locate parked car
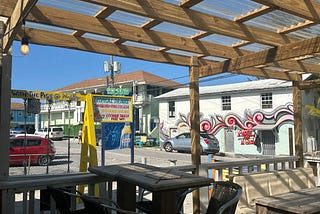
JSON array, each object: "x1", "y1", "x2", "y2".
[
  {"x1": 34, "y1": 127, "x2": 64, "y2": 140},
  {"x1": 10, "y1": 128, "x2": 25, "y2": 137},
  {"x1": 161, "y1": 132, "x2": 220, "y2": 154},
  {"x1": 9, "y1": 135, "x2": 56, "y2": 166}
]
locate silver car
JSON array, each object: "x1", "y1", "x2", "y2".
[{"x1": 161, "y1": 132, "x2": 220, "y2": 154}]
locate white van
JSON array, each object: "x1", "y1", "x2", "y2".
[{"x1": 35, "y1": 127, "x2": 64, "y2": 140}]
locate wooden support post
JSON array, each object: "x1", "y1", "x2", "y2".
[
  {"x1": 189, "y1": 56, "x2": 201, "y2": 214},
  {"x1": 293, "y1": 81, "x2": 303, "y2": 167},
  {"x1": 0, "y1": 21, "x2": 12, "y2": 214},
  {"x1": 0, "y1": 21, "x2": 11, "y2": 180}
]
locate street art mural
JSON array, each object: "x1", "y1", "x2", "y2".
[{"x1": 160, "y1": 103, "x2": 294, "y2": 145}]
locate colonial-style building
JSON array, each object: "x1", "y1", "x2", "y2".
[
  {"x1": 156, "y1": 79, "x2": 319, "y2": 155},
  {"x1": 10, "y1": 102, "x2": 36, "y2": 133},
  {"x1": 37, "y1": 70, "x2": 182, "y2": 140}
]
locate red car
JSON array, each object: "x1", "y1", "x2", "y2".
[{"x1": 9, "y1": 135, "x2": 56, "y2": 166}]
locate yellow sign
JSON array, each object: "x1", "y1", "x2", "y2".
[{"x1": 11, "y1": 89, "x2": 85, "y2": 101}]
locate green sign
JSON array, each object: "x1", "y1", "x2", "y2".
[{"x1": 105, "y1": 88, "x2": 131, "y2": 96}]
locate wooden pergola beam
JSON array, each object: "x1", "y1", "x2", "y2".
[
  {"x1": 2, "y1": 0, "x2": 37, "y2": 53},
  {"x1": 20, "y1": 28, "x2": 195, "y2": 66},
  {"x1": 200, "y1": 36, "x2": 320, "y2": 77},
  {"x1": 298, "y1": 79, "x2": 320, "y2": 89},
  {"x1": 6, "y1": 4, "x2": 315, "y2": 75},
  {"x1": 25, "y1": 5, "x2": 250, "y2": 59},
  {"x1": 82, "y1": 0, "x2": 299, "y2": 46},
  {"x1": 19, "y1": 27, "x2": 300, "y2": 82},
  {"x1": 252, "y1": 0, "x2": 320, "y2": 22}
]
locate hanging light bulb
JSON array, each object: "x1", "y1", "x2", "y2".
[
  {"x1": 20, "y1": 36, "x2": 29, "y2": 55},
  {"x1": 20, "y1": 19, "x2": 29, "y2": 55}
]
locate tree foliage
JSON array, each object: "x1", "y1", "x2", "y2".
[{"x1": 305, "y1": 98, "x2": 320, "y2": 118}]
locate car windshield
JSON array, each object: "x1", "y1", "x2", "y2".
[{"x1": 200, "y1": 133, "x2": 216, "y2": 139}]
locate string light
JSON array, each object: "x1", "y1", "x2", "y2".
[{"x1": 20, "y1": 19, "x2": 29, "y2": 55}]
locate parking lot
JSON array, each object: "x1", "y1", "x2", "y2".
[{"x1": 9, "y1": 138, "x2": 239, "y2": 176}]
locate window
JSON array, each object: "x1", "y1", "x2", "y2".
[
  {"x1": 261, "y1": 93, "x2": 273, "y2": 109},
  {"x1": 168, "y1": 101, "x2": 175, "y2": 118},
  {"x1": 27, "y1": 139, "x2": 41, "y2": 146},
  {"x1": 222, "y1": 96, "x2": 231, "y2": 110}
]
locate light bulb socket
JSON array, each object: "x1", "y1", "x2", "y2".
[{"x1": 21, "y1": 36, "x2": 29, "y2": 45}]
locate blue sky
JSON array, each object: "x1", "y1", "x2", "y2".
[{"x1": 11, "y1": 42, "x2": 252, "y2": 92}]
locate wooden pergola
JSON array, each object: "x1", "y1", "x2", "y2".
[{"x1": 1, "y1": 0, "x2": 320, "y2": 212}]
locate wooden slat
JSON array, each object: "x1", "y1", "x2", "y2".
[
  {"x1": 234, "y1": 67, "x2": 301, "y2": 81},
  {"x1": 231, "y1": 40, "x2": 252, "y2": 48},
  {"x1": 252, "y1": 0, "x2": 320, "y2": 22},
  {"x1": 200, "y1": 36, "x2": 320, "y2": 77},
  {"x1": 73, "y1": 6, "x2": 115, "y2": 37},
  {"x1": 180, "y1": 0, "x2": 203, "y2": 8},
  {"x1": 141, "y1": 19, "x2": 161, "y2": 29},
  {"x1": 234, "y1": 5, "x2": 274, "y2": 22},
  {"x1": 2, "y1": 0, "x2": 37, "y2": 53},
  {"x1": 277, "y1": 20, "x2": 314, "y2": 34},
  {"x1": 82, "y1": 0, "x2": 299, "y2": 46}
]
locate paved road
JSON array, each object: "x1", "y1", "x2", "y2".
[{"x1": 9, "y1": 139, "x2": 241, "y2": 176}]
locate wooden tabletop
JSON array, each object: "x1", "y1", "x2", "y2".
[
  {"x1": 255, "y1": 188, "x2": 320, "y2": 214},
  {"x1": 88, "y1": 163, "x2": 213, "y2": 192}
]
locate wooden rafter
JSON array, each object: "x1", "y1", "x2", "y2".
[
  {"x1": 180, "y1": 0, "x2": 203, "y2": 8},
  {"x1": 232, "y1": 40, "x2": 252, "y2": 48},
  {"x1": 82, "y1": 0, "x2": 299, "y2": 46},
  {"x1": 252, "y1": 0, "x2": 320, "y2": 22},
  {"x1": 2, "y1": 0, "x2": 37, "y2": 53},
  {"x1": 234, "y1": 5, "x2": 274, "y2": 22},
  {"x1": 19, "y1": 27, "x2": 299, "y2": 81},
  {"x1": 200, "y1": 36, "x2": 320, "y2": 77},
  {"x1": 23, "y1": 5, "x2": 251, "y2": 58},
  {"x1": 277, "y1": 20, "x2": 314, "y2": 34},
  {"x1": 298, "y1": 79, "x2": 320, "y2": 89},
  {"x1": 73, "y1": 6, "x2": 115, "y2": 37},
  {"x1": 1, "y1": 3, "x2": 319, "y2": 75}
]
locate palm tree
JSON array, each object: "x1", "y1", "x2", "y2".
[{"x1": 305, "y1": 98, "x2": 320, "y2": 118}]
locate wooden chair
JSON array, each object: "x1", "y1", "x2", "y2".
[
  {"x1": 136, "y1": 188, "x2": 197, "y2": 214},
  {"x1": 46, "y1": 186, "x2": 86, "y2": 214},
  {"x1": 47, "y1": 186, "x2": 138, "y2": 214},
  {"x1": 206, "y1": 181, "x2": 242, "y2": 214}
]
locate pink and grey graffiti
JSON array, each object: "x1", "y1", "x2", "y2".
[{"x1": 160, "y1": 103, "x2": 294, "y2": 141}]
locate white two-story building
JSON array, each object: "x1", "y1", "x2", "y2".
[{"x1": 156, "y1": 79, "x2": 319, "y2": 156}]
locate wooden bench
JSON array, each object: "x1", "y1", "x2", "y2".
[{"x1": 231, "y1": 167, "x2": 316, "y2": 214}]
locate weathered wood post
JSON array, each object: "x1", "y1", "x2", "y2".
[
  {"x1": 293, "y1": 80, "x2": 303, "y2": 167},
  {"x1": 189, "y1": 56, "x2": 201, "y2": 213}
]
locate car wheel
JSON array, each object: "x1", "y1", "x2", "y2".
[
  {"x1": 38, "y1": 155, "x2": 51, "y2": 166},
  {"x1": 164, "y1": 142, "x2": 173, "y2": 152}
]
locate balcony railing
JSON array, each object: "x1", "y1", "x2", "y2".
[{"x1": 1, "y1": 156, "x2": 299, "y2": 214}]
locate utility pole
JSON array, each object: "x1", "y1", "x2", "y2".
[{"x1": 104, "y1": 56, "x2": 121, "y2": 87}]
